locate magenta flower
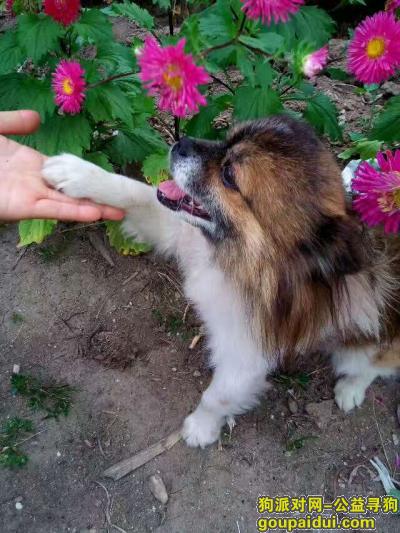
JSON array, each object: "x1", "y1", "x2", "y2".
[
  {"x1": 241, "y1": 0, "x2": 304, "y2": 25},
  {"x1": 44, "y1": 0, "x2": 81, "y2": 27},
  {"x1": 347, "y1": 11, "x2": 400, "y2": 84},
  {"x1": 5, "y1": 0, "x2": 14, "y2": 14},
  {"x1": 138, "y1": 37, "x2": 211, "y2": 118},
  {"x1": 302, "y1": 46, "x2": 329, "y2": 78},
  {"x1": 386, "y1": 0, "x2": 400, "y2": 13},
  {"x1": 352, "y1": 150, "x2": 400, "y2": 234},
  {"x1": 52, "y1": 60, "x2": 86, "y2": 115}
]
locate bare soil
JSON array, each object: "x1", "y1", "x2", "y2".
[{"x1": 0, "y1": 220, "x2": 399, "y2": 533}]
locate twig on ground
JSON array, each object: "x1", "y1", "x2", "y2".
[
  {"x1": 95, "y1": 481, "x2": 127, "y2": 533},
  {"x1": 12, "y1": 248, "x2": 27, "y2": 270},
  {"x1": 103, "y1": 429, "x2": 182, "y2": 480},
  {"x1": 88, "y1": 233, "x2": 115, "y2": 267}
]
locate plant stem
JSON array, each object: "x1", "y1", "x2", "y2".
[
  {"x1": 174, "y1": 117, "x2": 180, "y2": 141},
  {"x1": 168, "y1": 1, "x2": 174, "y2": 36},
  {"x1": 210, "y1": 74, "x2": 235, "y2": 95},
  {"x1": 201, "y1": 13, "x2": 247, "y2": 59},
  {"x1": 88, "y1": 70, "x2": 136, "y2": 89}
]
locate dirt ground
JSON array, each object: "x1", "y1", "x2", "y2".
[{"x1": 0, "y1": 221, "x2": 399, "y2": 533}]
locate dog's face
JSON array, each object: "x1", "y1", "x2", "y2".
[{"x1": 158, "y1": 116, "x2": 347, "y2": 257}]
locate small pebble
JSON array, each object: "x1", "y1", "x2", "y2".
[
  {"x1": 193, "y1": 370, "x2": 201, "y2": 377},
  {"x1": 288, "y1": 399, "x2": 298, "y2": 414},
  {"x1": 392, "y1": 433, "x2": 399, "y2": 446},
  {"x1": 149, "y1": 474, "x2": 168, "y2": 505},
  {"x1": 15, "y1": 502, "x2": 23, "y2": 511},
  {"x1": 171, "y1": 367, "x2": 177, "y2": 372}
]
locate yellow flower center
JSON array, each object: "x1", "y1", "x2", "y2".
[
  {"x1": 163, "y1": 65, "x2": 183, "y2": 91},
  {"x1": 62, "y1": 77, "x2": 74, "y2": 95},
  {"x1": 366, "y1": 37, "x2": 386, "y2": 59},
  {"x1": 393, "y1": 187, "x2": 400, "y2": 209}
]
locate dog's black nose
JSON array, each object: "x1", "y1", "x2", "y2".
[{"x1": 173, "y1": 136, "x2": 194, "y2": 158}]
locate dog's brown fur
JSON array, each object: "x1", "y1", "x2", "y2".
[{"x1": 201, "y1": 117, "x2": 400, "y2": 369}]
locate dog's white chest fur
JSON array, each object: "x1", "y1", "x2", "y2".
[{"x1": 176, "y1": 227, "x2": 261, "y2": 367}]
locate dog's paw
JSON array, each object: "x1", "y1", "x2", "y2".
[
  {"x1": 182, "y1": 408, "x2": 223, "y2": 448},
  {"x1": 334, "y1": 376, "x2": 367, "y2": 412},
  {"x1": 42, "y1": 154, "x2": 104, "y2": 199}
]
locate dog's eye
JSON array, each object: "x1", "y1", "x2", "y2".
[{"x1": 221, "y1": 164, "x2": 238, "y2": 190}]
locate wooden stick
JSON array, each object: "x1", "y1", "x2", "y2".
[{"x1": 103, "y1": 430, "x2": 182, "y2": 481}]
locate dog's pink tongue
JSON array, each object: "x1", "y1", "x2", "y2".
[{"x1": 158, "y1": 180, "x2": 186, "y2": 201}]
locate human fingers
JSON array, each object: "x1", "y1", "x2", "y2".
[
  {"x1": 32, "y1": 199, "x2": 125, "y2": 222},
  {"x1": 0, "y1": 110, "x2": 41, "y2": 135},
  {"x1": 44, "y1": 187, "x2": 125, "y2": 219}
]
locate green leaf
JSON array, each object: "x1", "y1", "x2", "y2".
[
  {"x1": 267, "y1": 6, "x2": 335, "y2": 49},
  {"x1": 370, "y1": 96, "x2": 400, "y2": 142},
  {"x1": 199, "y1": 0, "x2": 236, "y2": 45},
  {"x1": 239, "y1": 33, "x2": 284, "y2": 55},
  {"x1": 18, "y1": 220, "x2": 57, "y2": 247},
  {"x1": 96, "y1": 42, "x2": 137, "y2": 76},
  {"x1": 0, "y1": 31, "x2": 25, "y2": 75},
  {"x1": 233, "y1": 86, "x2": 283, "y2": 120},
  {"x1": 71, "y1": 9, "x2": 113, "y2": 43},
  {"x1": 254, "y1": 60, "x2": 275, "y2": 88},
  {"x1": 17, "y1": 13, "x2": 63, "y2": 63},
  {"x1": 0, "y1": 74, "x2": 55, "y2": 120},
  {"x1": 109, "y1": 1, "x2": 154, "y2": 30},
  {"x1": 339, "y1": 139, "x2": 382, "y2": 160},
  {"x1": 142, "y1": 152, "x2": 170, "y2": 186},
  {"x1": 236, "y1": 47, "x2": 255, "y2": 87},
  {"x1": 84, "y1": 152, "x2": 114, "y2": 172},
  {"x1": 185, "y1": 94, "x2": 231, "y2": 138},
  {"x1": 327, "y1": 67, "x2": 351, "y2": 82},
  {"x1": 106, "y1": 126, "x2": 167, "y2": 166},
  {"x1": 152, "y1": 0, "x2": 170, "y2": 9},
  {"x1": 86, "y1": 84, "x2": 133, "y2": 127},
  {"x1": 303, "y1": 93, "x2": 342, "y2": 141},
  {"x1": 106, "y1": 221, "x2": 151, "y2": 256},
  {"x1": 18, "y1": 114, "x2": 91, "y2": 156}
]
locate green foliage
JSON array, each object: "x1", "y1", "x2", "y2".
[
  {"x1": 105, "y1": 221, "x2": 152, "y2": 256},
  {"x1": 0, "y1": 418, "x2": 34, "y2": 469},
  {"x1": 142, "y1": 152, "x2": 170, "y2": 185},
  {"x1": 17, "y1": 13, "x2": 63, "y2": 63},
  {"x1": 0, "y1": 0, "x2": 392, "y2": 250},
  {"x1": 339, "y1": 136, "x2": 383, "y2": 160},
  {"x1": 303, "y1": 93, "x2": 343, "y2": 142},
  {"x1": 11, "y1": 374, "x2": 75, "y2": 419},
  {"x1": 370, "y1": 96, "x2": 400, "y2": 143},
  {"x1": 107, "y1": 1, "x2": 154, "y2": 30},
  {"x1": 18, "y1": 220, "x2": 57, "y2": 246},
  {"x1": 234, "y1": 86, "x2": 283, "y2": 120}
]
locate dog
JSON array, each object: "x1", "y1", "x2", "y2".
[{"x1": 42, "y1": 115, "x2": 400, "y2": 448}]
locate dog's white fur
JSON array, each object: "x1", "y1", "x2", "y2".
[{"x1": 42, "y1": 154, "x2": 396, "y2": 447}]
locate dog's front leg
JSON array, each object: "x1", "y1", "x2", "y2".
[
  {"x1": 42, "y1": 154, "x2": 183, "y2": 256},
  {"x1": 182, "y1": 348, "x2": 270, "y2": 448}
]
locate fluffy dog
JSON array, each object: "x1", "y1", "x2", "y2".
[{"x1": 42, "y1": 115, "x2": 400, "y2": 448}]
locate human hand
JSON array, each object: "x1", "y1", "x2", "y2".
[{"x1": 0, "y1": 110, "x2": 125, "y2": 222}]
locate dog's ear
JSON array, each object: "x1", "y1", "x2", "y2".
[{"x1": 298, "y1": 214, "x2": 364, "y2": 283}]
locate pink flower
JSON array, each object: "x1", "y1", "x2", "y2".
[
  {"x1": 241, "y1": 0, "x2": 304, "y2": 25},
  {"x1": 52, "y1": 60, "x2": 86, "y2": 115},
  {"x1": 5, "y1": 0, "x2": 15, "y2": 15},
  {"x1": 302, "y1": 46, "x2": 329, "y2": 78},
  {"x1": 347, "y1": 11, "x2": 400, "y2": 84},
  {"x1": 386, "y1": 0, "x2": 400, "y2": 13},
  {"x1": 44, "y1": 0, "x2": 81, "y2": 27},
  {"x1": 352, "y1": 149, "x2": 400, "y2": 233},
  {"x1": 138, "y1": 37, "x2": 211, "y2": 118}
]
